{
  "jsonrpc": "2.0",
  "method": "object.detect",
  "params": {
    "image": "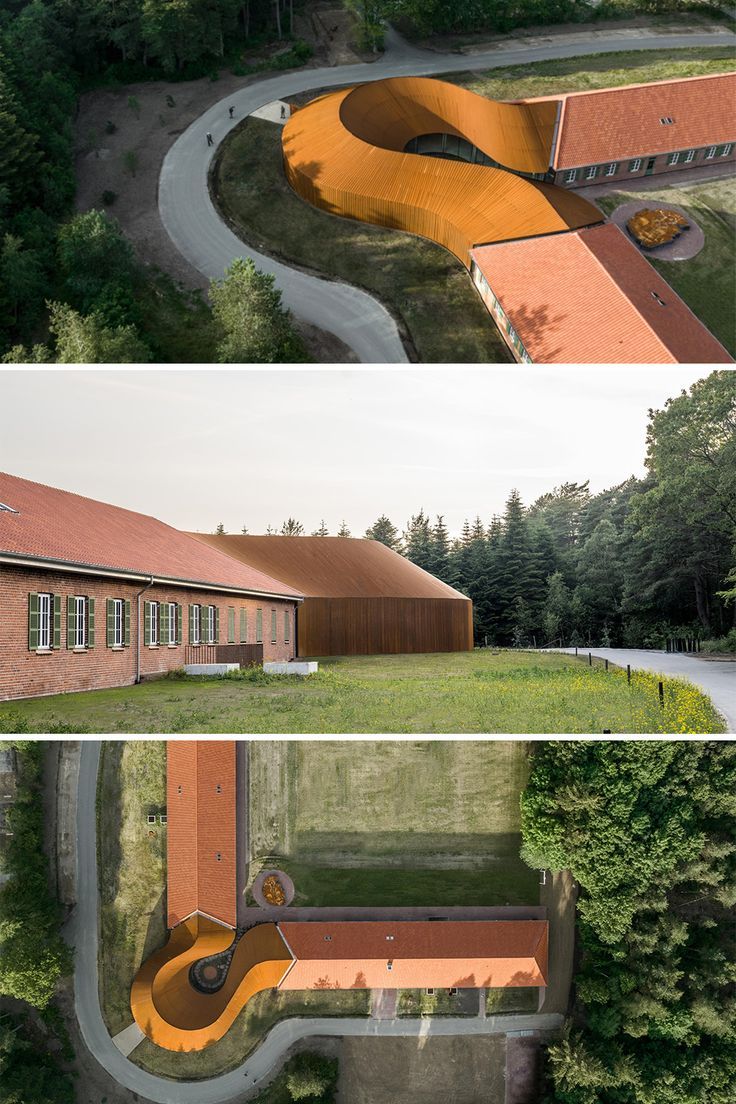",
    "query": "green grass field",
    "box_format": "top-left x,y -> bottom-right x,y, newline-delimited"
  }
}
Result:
97,740 -> 167,1036
597,177 -> 736,355
2,652 -> 725,734
249,739 -> 537,907
212,47 -> 734,363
